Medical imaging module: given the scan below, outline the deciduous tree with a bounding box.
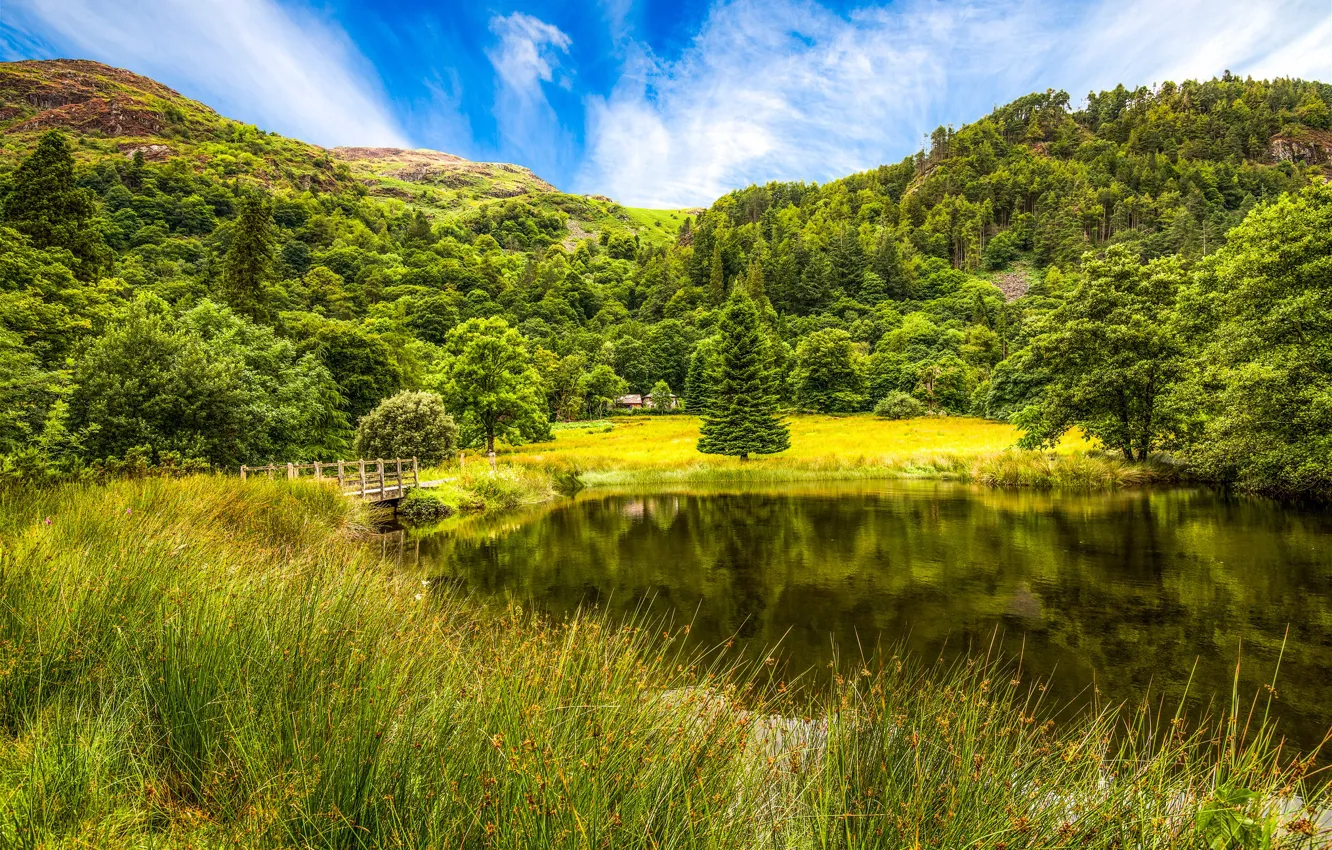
[434,317,550,456]
[1017,245,1185,461]
[354,391,458,466]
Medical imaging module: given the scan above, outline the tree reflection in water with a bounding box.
[408,481,1332,754]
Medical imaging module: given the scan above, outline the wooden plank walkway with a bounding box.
[240,457,430,504]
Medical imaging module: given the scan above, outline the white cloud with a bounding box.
[487,12,573,93]
[577,0,1332,208]
[2,0,407,147]
[1064,0,1331,92]
[485,12,576,182]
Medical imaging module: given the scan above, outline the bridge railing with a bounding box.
[240,458,420,502]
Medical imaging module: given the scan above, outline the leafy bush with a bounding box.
[354,391,457,466]
[874,391,925,420]
[982,228,1022,269]
[398,488,452,523]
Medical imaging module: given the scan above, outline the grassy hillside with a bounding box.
[0,59,1328,497]
[0,59,672,247]
[0,59,362,194]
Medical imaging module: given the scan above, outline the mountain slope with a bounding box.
[332,147,557,201]
[0,59,686,246]
[0,59,367,194]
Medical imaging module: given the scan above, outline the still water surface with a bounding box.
[405,481,1332,752]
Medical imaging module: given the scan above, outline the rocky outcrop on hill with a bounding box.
[333,146,556,190]
[0,59,216,138]
[331,146,558,199]
[1271,128,1332,166]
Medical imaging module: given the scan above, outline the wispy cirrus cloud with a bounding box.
[577,0,1332,207]
[0,0,408,147]
[485,11,576,179]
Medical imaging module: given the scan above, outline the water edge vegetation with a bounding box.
[1,475,1327,847]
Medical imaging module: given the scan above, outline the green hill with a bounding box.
[0,58,1328,495]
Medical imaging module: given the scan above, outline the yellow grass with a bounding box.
[507,414,1035,469]
[450,414,1164,490]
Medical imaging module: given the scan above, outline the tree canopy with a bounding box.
[0,71,1328,495]
[433,317,550,454]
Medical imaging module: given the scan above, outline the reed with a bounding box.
[0,477,1322,848]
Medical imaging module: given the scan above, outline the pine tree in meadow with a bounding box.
[697,290,789,459]
[223,192,276,321]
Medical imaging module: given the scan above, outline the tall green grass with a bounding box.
[0,477,1324,848]
[575,450,1174,490]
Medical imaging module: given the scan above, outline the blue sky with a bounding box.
[3,0,1329,206]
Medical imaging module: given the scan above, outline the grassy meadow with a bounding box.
[623,207,696,245]
[0,475,1325,848]
[467,414,1173,490]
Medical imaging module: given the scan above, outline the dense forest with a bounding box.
[1,60,1329,496]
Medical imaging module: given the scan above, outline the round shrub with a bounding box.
[874,391,926,420]
[398,488,452,524]
[354,391,458,465]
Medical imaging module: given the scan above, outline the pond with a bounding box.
[397,481,1332,754]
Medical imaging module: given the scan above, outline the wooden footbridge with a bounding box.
[240,457,439,504]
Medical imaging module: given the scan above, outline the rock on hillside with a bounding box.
[0,58,222,140]
[0,59,645,229]
[0,59,357,193]
[331,146,557,201]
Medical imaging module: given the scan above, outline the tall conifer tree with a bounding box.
[708,242,726,305]
[2,130,101,275]
[697,291,789,459]
[224,192,276,321]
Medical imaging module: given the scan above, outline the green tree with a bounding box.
[294,317,406,421]
[611,335,654,394]
[1017,245,1186,460]
[697,291,789,459]
[645,320,695,396]
[223,192,276,321]
[648,379,674,412]
[792,328,867,412]
[874,391,924,420]
[0,328,64,454]
[581,364,628,418]
[708,242,725,306]
[68,295,348,467]
[1180,183,1332,496]
[535,349,586,421]
[434,317,549,455]
[353,391,458,466]
[1,130,102,275]
[684,336,722,414]
[303,266,354,319]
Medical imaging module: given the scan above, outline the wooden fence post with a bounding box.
[337,460,345,490]
[314,462,323,482]
[287,463,295,480]
[395,459,403,496]
[240,465,247,481]
[358,461,367,499]
[377,459,386,499]
[459,451,465,470]
[412,457,419,488]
